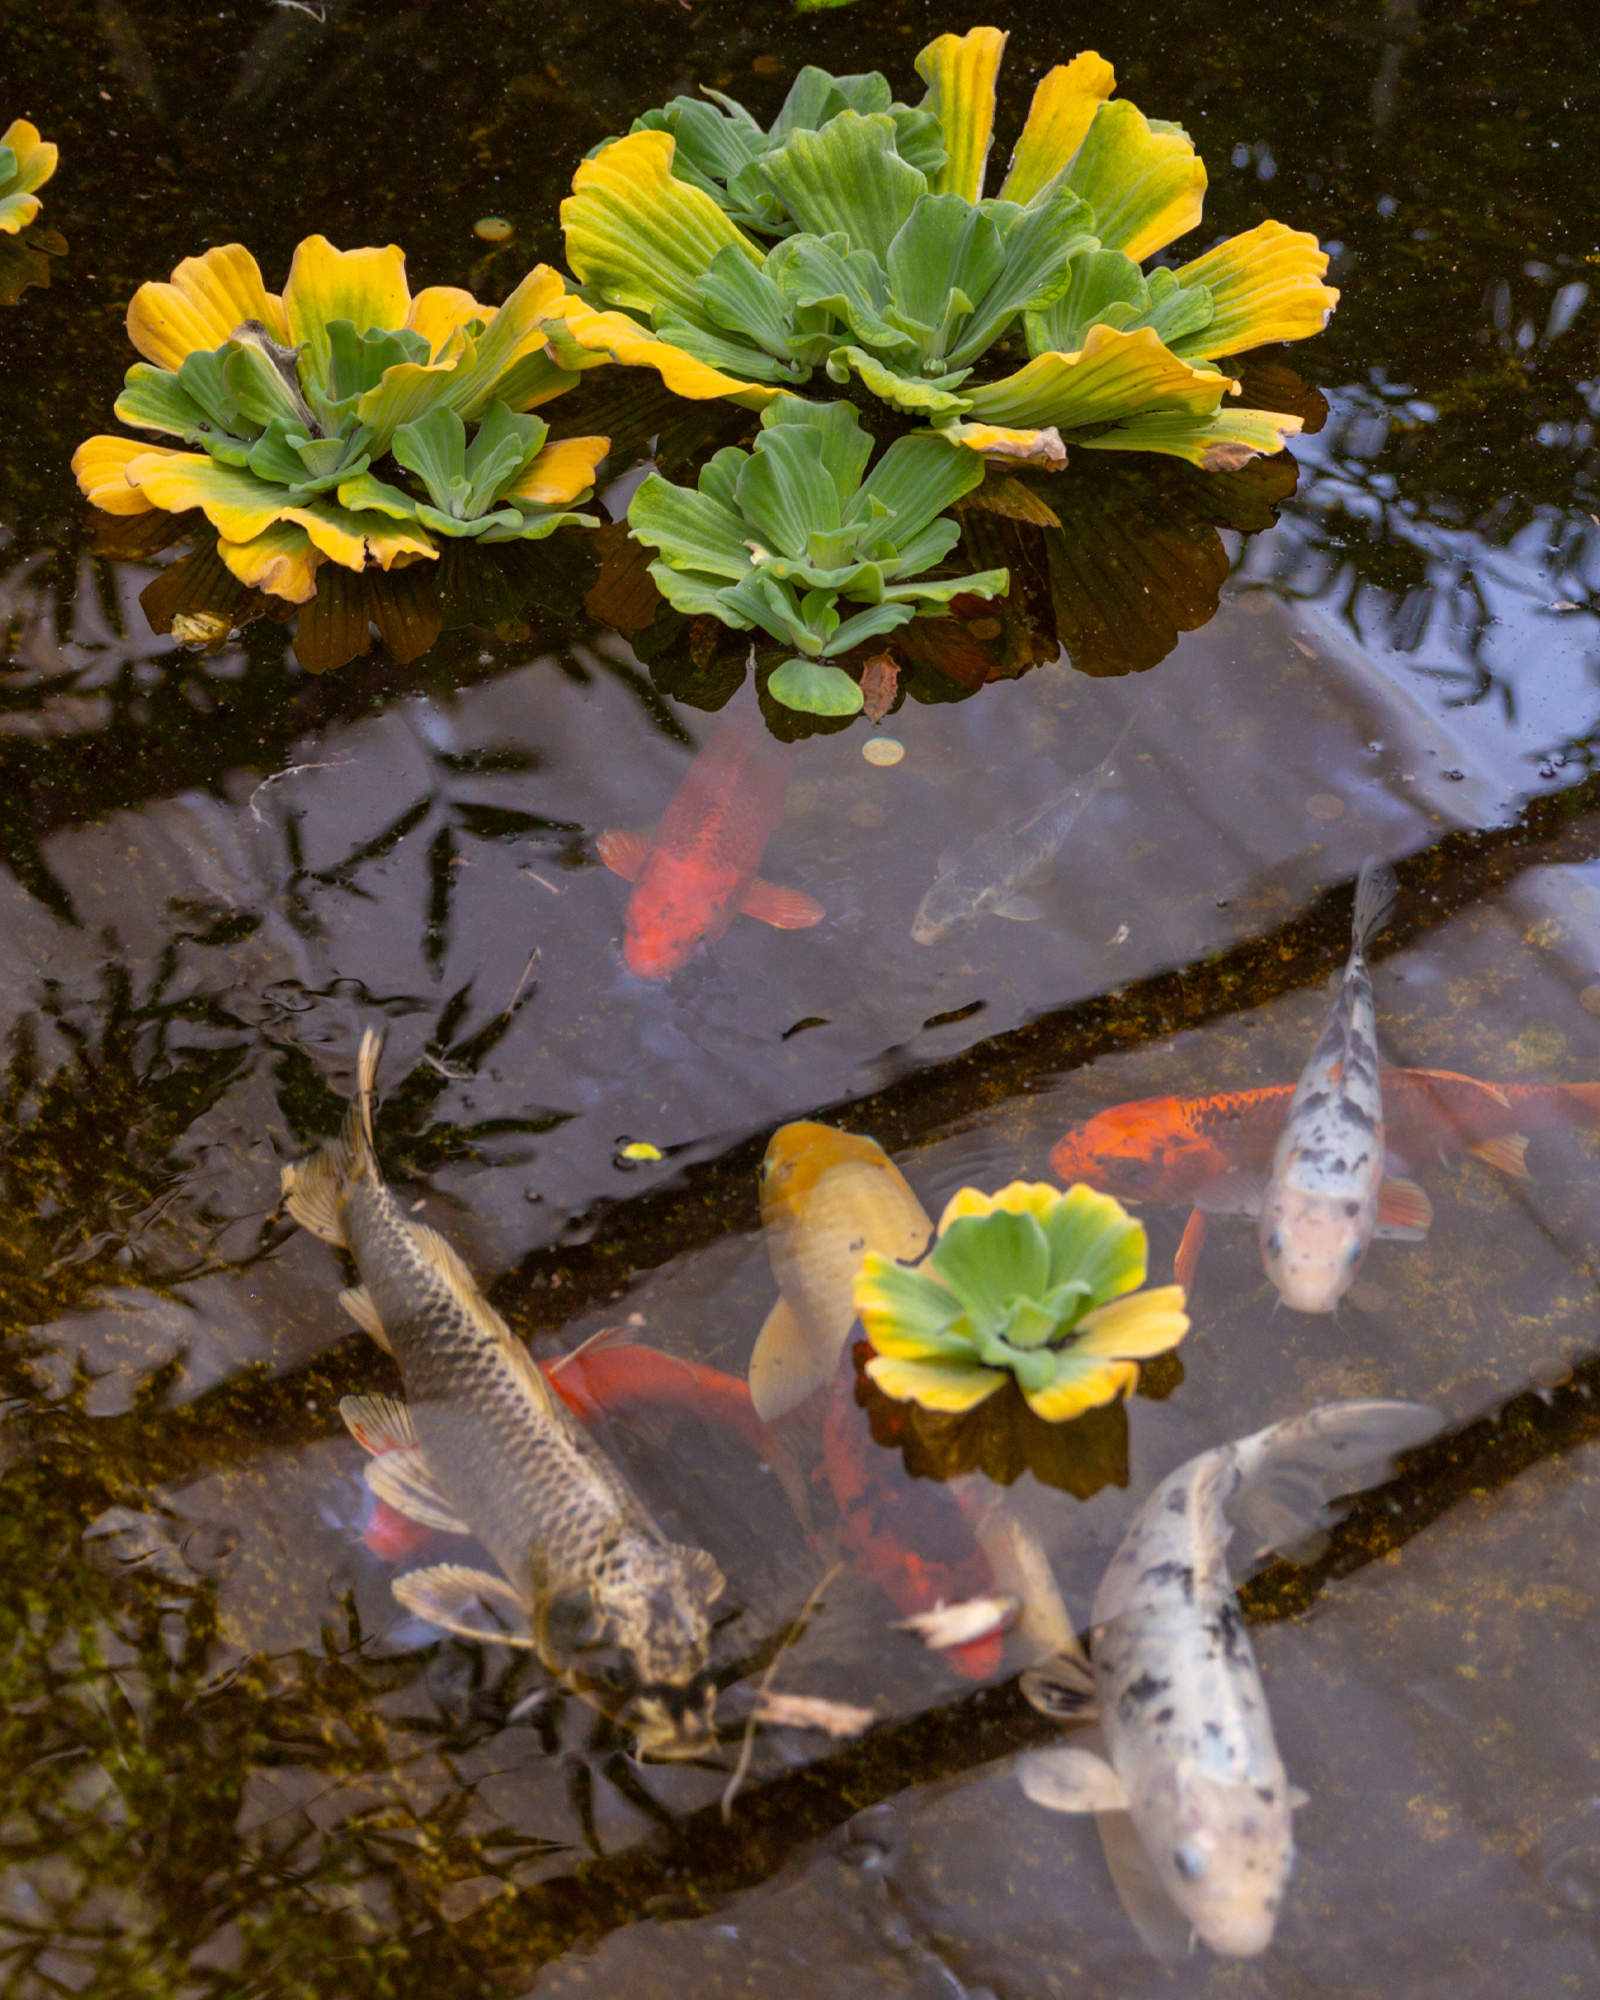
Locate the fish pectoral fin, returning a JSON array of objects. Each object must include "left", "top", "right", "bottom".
[
  {"left": 740, "top": 876, "right": 825, "bottom": 930},
  {"left": 991, "top": 890, "right": 1045, "bottom": 922},
  {"left": 1016, "top": 1744, "right": 1127, "bottom": 1814},
  {"left": 748, "top": 1295, "right": 831, "bottom": 1422},
  {"left": 1195, "top": 1169, "right": 1265, "bottom": 1217},
  {"left": 280, "top": 1149, "right": 350, "bottom": 1249},
  {"left": 1288, "top": 1784, "right": 1310, "bottom": 1810},
  {"left": 339, "top": 1393, "right": 416, "bottom": 1456},
  {"left": 673, "top": 1543, "right": 726, "bottom": 1610},
  {"left": 364, "top": 1447, "right": 472, "bottom": 1535},
  {"left": 1375, "top": 1174, "right": 1433, "bottom": 1240},
  {"left": 1174, "top": 1208, "right": 1208, "bottom": 1291},
  {"left": 338, "top": 1284, "right": 392, "bottom": 1353},
  {"left": 1020, "top": 1649, "right": 1099, "bottom": 1721},
  {"left": 597, "top": 828, "right": 652, "bottom": 882},
  {"left": 392, "top": 1564, "right": 538, "bottom": 1647},
  {"left": 1096, "top": 1806, "right": 1197, "bottom": 1963},
  {"left": 1467, "top": 1133, "right": 1532, "bottom": 1180}
]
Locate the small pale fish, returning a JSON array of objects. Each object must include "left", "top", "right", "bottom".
[
  {"left": 286, "top": 1033, "right": 726, "bottom": 1760},
  {"left": 1018, "top": 1401, "right": 1441, "bottom": 1958},
  {"left": 1261, "top": 857, "right": 1404, "bottom": 1312},
  {"left": 892, "top": 1592, "right": 1019, "bottom": 1651},
  {"left": 749, "top": 1121, "right": 932, "bottom": 1420},
  {"left": 752, "top": 1691, "right": 876, "bottom": 1738},
  {"left": 911, "top": 721, "right": 1132, "bottom": 946}
]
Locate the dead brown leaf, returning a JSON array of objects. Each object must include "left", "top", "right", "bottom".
[{"left": 860, "top": 653, "right": 899, "bottom": 724}]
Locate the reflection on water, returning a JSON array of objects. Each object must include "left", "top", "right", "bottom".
[{"left": 4, "top": 0, "right": 1600, "bottom": 1993}]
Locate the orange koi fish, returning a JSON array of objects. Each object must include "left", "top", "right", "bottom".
[
  {"left": 1051, "top": 1069, "right": 1600, "bottom": 1288},
  {"left": 599, "top": 707, "right": 823, "bottom": 978}
]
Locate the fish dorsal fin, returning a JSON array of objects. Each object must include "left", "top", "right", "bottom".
[
  {"left": 673, "top": 1543, "right": 726, "bottom": 1610},
  {"left": 365, "top": 1448, "right": 472, "bottom": 1535},
  {"left": 340, "top": 1392, "right": 416, "bottom": 1457},
  {"left": 1174, "top": 1208, "right": 1208, "bottom": 1290},
  {"left": 408, "top": 1224, "right": 513, "bottom": 1339},
  {"left": 339, "top": 1284, "right": 392, "bottom": 1352},
  {"left": 1468, "top": 1133, "right": 1531, "bottom": 1179},
  {"left": 1017, "top": 1743, "right": 1127, "bottom": 1814},
  {"left": 748, "top": 1295, "right": 826, "bottom": 1421},
  {"left": 1227, "top": 1399, "right": 1443, "bottom": 1559},
  {"left": 392, "top": 1563, "right": 538, "bottom": 1647},
  {"left": 497, "top": 1320, "right": 563, "bottom": 1422}
]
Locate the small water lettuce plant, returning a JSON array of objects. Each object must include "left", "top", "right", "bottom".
[
  {"left": 556, "top": 26, "right": 1334, "bottom": 470},
  {"left": 72, "top": 238, "right": 606, "bottom": 603},
  {"left": 0, "top": 118, "right": 65, "bottom": 302},
  {"left": 627, "top": 393, "right": 1008, "bottom": 713},
  {"left": 854, "top": 1181, "right": 1188, "bottom": 1421}
]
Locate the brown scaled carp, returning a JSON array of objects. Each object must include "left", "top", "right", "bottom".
[{"left": 283, "top": 1032, "right": 726, "bottom": 1759}]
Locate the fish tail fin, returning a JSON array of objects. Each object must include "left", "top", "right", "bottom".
[
  {"left": 1351, "top": 857, "right": 1398, "bottom": 959},
  {"left": 280, "top": 1028, "right": 385, "bottom": 1248},
  {"left": 1227, "top": 1399, "right": 1442, "bottom": 1557}
]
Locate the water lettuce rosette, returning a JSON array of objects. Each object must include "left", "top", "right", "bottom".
[
  {"left": 555, "top": 25, "right": 1333, "bottom": 470},
  {"left": 72, "top": 238, "right": 607, "bottom": 604},
  {"left": 854, "top": 1180, "right": 1187, "bottom": 1421},
  {"left": 627, "top": 392, "right": 1008, "bottom": 712}
]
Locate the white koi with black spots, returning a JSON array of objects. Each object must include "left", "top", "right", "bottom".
[
  {"left": 1260, "top": 858, "right": 1397, "bottom": 1312},
  {"left": 1018, "top": 1401, "right": 1441, "bottom": 1957}
]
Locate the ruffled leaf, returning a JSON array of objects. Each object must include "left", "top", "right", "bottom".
[
  {"left": 126, "top": 244, "right": 290, "bottom": 370},
  {"left": 853, "top": 1254, "right": 968, "bottom": 1358},
  {"left": 1168, "top": 220, "right": 1339, "bottom": 361},
  {"left": 1075, "top": 402, "right": 1303, "bottom": 469},
  {"left": 962, "top": 324, "right": 1230, "bottom": 431},
  {"left": 756, "top": 111, "right": 928, "bottom": 263},
  {"left": 997, "top": 52, "right": 1116, "bottom": 206},
  {"left": 932, "top": 1210, "right": 1052, "bottom": 1331},
  {"left": 72, "top": 435, "right": 177, "bottom": 514},
  {"left": 865, "top": 1354, "right": 1010, "bottom": 1413},
  {"left": 283, "top": 237, "right": 410, "bottom": 395},
  {"left": 914, "top": 25, "right": 1008, "bottom": 202},
  {"left": 1063, "top": 98, "right": 1206, "bottom": 262}
]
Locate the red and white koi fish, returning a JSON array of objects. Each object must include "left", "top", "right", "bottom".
[{"left": 599, "top": 707, "right": 822, "bottom": 979}]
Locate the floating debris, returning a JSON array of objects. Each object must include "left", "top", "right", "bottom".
[
  {"left": 892, "top": 1593, "right": 1018, "bottom": 1650},
  {"left": 862, "top": 737, "right": 904, "bottom": 767},
  {"left": 473, "top": 216, "right": 513, "bottom": 241}
]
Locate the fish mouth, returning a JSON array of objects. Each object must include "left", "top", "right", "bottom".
[{"left": 626, "top": 1682, "right": 720, "bottom": 1762}]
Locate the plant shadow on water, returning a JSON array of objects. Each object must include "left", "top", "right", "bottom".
[{"left": 2, "top": 0, "right": 1600, "bottom": 1993}]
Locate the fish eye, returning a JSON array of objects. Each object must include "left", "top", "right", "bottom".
[{"left": 1173, "top": 1844, "right": 1206, "bottom": 1881}]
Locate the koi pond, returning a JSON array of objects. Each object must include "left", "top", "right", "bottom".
[{"left": 3, "top": 0, "right": 1600, "bottom": 1992}]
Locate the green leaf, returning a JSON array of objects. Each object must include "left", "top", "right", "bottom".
[
  {"left": 114, "top": 365, "right": 223, "bottom": 444},
  {"left": 735, "top": 423, "right": 840, "bottom": 560},
  {"left": 885, "top": 193, "right": 1004, "bottom": 356},
  {"left": 1038, "top": 1188, "right": 1147, "bottom": 1309},
  {"left": 335, "top": 470, "right": 419, "bottom": 518},
  {"left": 175, "top": 348, "right": 250, "bottom": 435},
  {"left": 1073, "top": 403, "right": 1302, "bottom": 470},
  {"left": 767, "top": 658, "right": 864, "bottom": 714},
  {"left": 879, "top": 515, "right": 962, "bottom": 579},
  {"left": 757, "top": 393, "right": 873, "bottom": 507},
  {"left": 1063, "top": 99, "right": 1206, "bottom": 263},
  {"left": 393, "top": 405, "right": 469, "bottom": 512},
  {"left": 322, "top": 319, "right": 432, "bottom": 408},
  {"left": 629, "top": 467, "right": 752, "bottom": 579},
  {"left": 949, "top": 183, "right": 1099, "bottom": 366},
  {"left": 1025, "top": 247, "right": 1149, "bottom": 356},
  {"left": 756, "top": 111, "right": 928, "bottom": 262},
  {"left": 652, "top": 312, "right": 811, "bottom": 384},
  {"left": 827, "top": 346, "right": 972, "bottom": 417},
  {"left": 933, "top": 1211, "right": 1052, "bottom": 1333},
  {"left": 223, "top": 323, "right": 317, "bottom": 432},
  {"left": 647, "top": 561, "right": 755, "bottom": 624},
  {"left": 699, "top": 243, "right": 802, "bottom": 358},
  {"left": 851, "top": 430, "right": 985, "bottom": 542},
  {"left": 767, "top": 234, "right": 912, "bottom": 356},
  {"left": 822, "top": 600, "right": 918, "bottom": 655},
  {"left": 880, "top": 564, "right": 1008, "bottom": 607},
  {"left": 463, "top": 399, "right": 547, "bottom": 514}
]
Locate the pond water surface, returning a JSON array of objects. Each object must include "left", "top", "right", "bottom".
[{"left": 3, "top": 1, "right": 1600, "bottom": 1995}]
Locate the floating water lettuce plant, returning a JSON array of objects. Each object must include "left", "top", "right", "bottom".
[
  {"left": 854, "top": 1181, "right": 1188, "bottom": 1421},
  {"left": 555, "top": 26, "right": 1334, "bottom": 469},
  {"left": 0, "top": 118, "right": 65, "bottom": 303},
  {"left": 72, "top": 238, "right": 606, "bottom": 603},
  {"left": 627, "top": 393, "right": 1007, "bottom": 711}
]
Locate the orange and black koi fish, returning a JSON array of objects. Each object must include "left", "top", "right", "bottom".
[{"left": 1051, "top": 1069, "right": 1600, "bottom": 1288}]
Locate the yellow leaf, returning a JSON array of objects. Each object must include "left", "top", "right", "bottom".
[
  {"left": 125, "top": 244, "right": 290, "bottom": 370},
  {"left": 0, "top": 117, "right": 58, "bottom": 204},
  {"left": 283, "top": 236, "right": 411, "bottom": 389},
  {"left": 963, "top": 324, "right": 1230, "bottom": 432},
  {"left": 915, "top": 25, "right": 1008, "bottom": 202},
  {"left": 284, "top": 500, "right": 438, "bottom": 573},
  {"left": 1174, "top": 221, "right": 1339, "bottom": 360},
  {"left": 1065, "top": 99, "right": 1207, "bottom": 262},
  {"left": 555, "top": 301, "right": 780, "bottom": 407},
  {"left": 997, "top": 53, "right": 1116, "bottom": 206},
  {"left": 405, "top": 285, "right": 487, "bottom": 357},
  {"left": 1076, "top": 403, "right": 1303, "bottom": 470},
  {"left": 562, "top": 130, "right": 763, "bottom": 319},
  {"left": 940, "top": 421, "right": 1068, "bottom": 467},
  {"left": 218, "top": 522, "right": 322, "bottom": 603},
  {"left": 865, "top": 1355, "right": 1010, "bottom": 1412},
  {"left": 1073, "top": 1286, "right": 1189, "bottom": 1359},
  {"left": 124, "top": 452, "right": 289, "bottom": 542},
  {"left": 937, "top": 1180, "right": 1062, "bottom": 1234},
  {"left": 1023, "top": 1357, "right": 1139, "bottom": 1422},
  {"left": 505, "top": 434, "right": 609, "bottom": 506},
  {"left": 72, "top": 434, "right": 176, "bottom": 514}
]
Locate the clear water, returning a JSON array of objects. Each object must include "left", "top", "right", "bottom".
[{"left": 2, "top": 0, "right": 1599, "bottom": 1992}]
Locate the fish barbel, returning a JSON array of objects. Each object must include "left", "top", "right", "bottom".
[
  {"left": 1259, "top": 859, "right": 1397, "bottom": 1311},
  {"left": 911, "top": 721, "right": 1131, "bottom": 946},
  {"left": 1019, "top": 1400, "right": 1441, "bottom": 1958},
  {"left": 749, "top": 1121, "right": 933, "bottom": 1420},
  {"left": 599, "top": 706, "right": 823, "bottom": 979},
  {"left": 284, "top": 1033, "right": 726, "bottom": 1759}
]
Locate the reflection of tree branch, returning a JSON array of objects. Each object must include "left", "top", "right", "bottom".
[
  {"left": 461, "top": 1342, "right": 1600, "bottom": 1985},
  {"left": 77, "top": 766, "right": 1600, "bottom": 1492}
]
